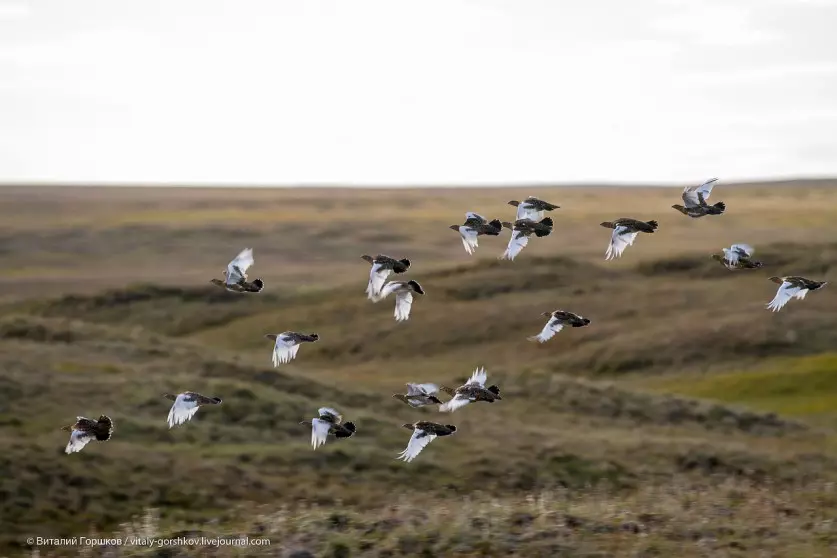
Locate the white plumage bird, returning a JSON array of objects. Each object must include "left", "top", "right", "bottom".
[
  {"left": 373, "top": 280, "right": 425, "bottom": 322},
  {"left": 163, "top": 392, "right": 222, "bottom": 429},
  {"left": 300, "top": 407, "right": 356, "bottom": 449},
  {"left": 766, "top": 276, "right": 828, "bottom": 312},
  {"left": 397, "top": 421, "right": 457, "bottom": 463},
  {"left": 265, "top": 332, "right": 320, "bottom": 366}
]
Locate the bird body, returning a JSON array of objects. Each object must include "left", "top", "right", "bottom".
[
  {"left": 393, "top": 383, "right": 443, "bottom": 407},
  {"left": 450, "top": 212, "right": 503, "bottom": 255},
  {"left": 600, "top": 218, "right": 658, "bottom": 260},
  {"left": 210, "top": 248, "right": 264, "bottom": 293},
  {"left": 300, "top": 407, "right": 356, "bottom": 449},
  {"left": 673, "top": 178, "right": 726, "bottom": 218},
  {"left": 528, "top": 310, "right": 591, "bottom": 343},
  {"left": 712, "top": 244, "right": 763, "bottom": 270},
  {"left": 766, "top": 276, "right": 827, "bottom": 312},
  {"left": 373, "top": 280, "right": 425, "bottom": 321},
  {"left": 163, "top": 392, "right": 222, "bottom": 428},
  {"left": 397, "top": 421, "right": 457, "bottom": 463},
  {"left": 265, "top": 332, "right": 319, "bottom": 365},
  {"left": 439, "top": 367, "right": 501, "bottom": 412},
  {"left": 362, "top": 254, "right": 411, "bottom": 300},
  {"left": 62, "top": 415, "right": 114, "bottom": 454},
  {"left": 499, "top": 217, "right": 553, "bottom": 260},
  {"left": 508, "top": 197, "right": 560, "bottom": 221}
]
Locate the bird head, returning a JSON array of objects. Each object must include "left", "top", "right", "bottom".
[
  {"left": 507, "top": 200, "right": 520, "bottom": 207},
  {"left": 449, "top": 225, "right": 460, "bottom": 231}
]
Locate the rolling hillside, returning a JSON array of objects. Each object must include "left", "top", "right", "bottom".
[{"left": 1, "top": 183, "right": 836, "bottom": 557}]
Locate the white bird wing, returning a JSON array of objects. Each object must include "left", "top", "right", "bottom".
[
  {"left": 366, "top": 263, "right": 392, "bottom": 300},
  {"left": 167, "top": 394, "right": 200, "bottom": 428},
  {"left": 766, "top": 281, "right": 802, "bottom": 312},
  {"left": 465, "top": 211, "right": 486, "bottom": 222},
  {"left": 605, "top": 227, "right": 638, "bottom": 260},
  {"left": 397, "top": 429, "right": 437, "bottom": 463},
  {"left": 466, "top": 367, "right": 487, "bottom": 387},
  {"left": 683, "top": 178, "right": 718, "bottom": 207},
  {"left": 406, "top": 383, "right": 439, "bottom": 396},
  {"left": 310, "top": 418, "right": 332, "bottom": 449},
  {"left": 722, "top": 247, "right": 740, "bottom": 266},
  {"left": 730, "top": 244, "right": 754, "bottom": 258},
  {"left": 500, "top": 231, "right": 529, "bottom": 261},
  {"left": 272, "top": 333, "right": 301, "bottom": 366},
  {"left": 439, "top": 393, "right": 473, "bottom": 413},
  {"left": 516, "top": 201, "right": 543, "bottom": 221},
  {"left": 226, "top": 248, "right": 254, "bottom": 284},
  {"left": 65, "top": 429, "right": 95, "bottom": 454},
  {"left": 393, "top": 290, "right": 414, "bottom": 322},
  {"left": 318, "top": 407, "right": 342, "bottom": 422},
  {"left": 527, "top": 318, "right": 564, "bottom": 343},
  {"left": 457, "top": 226, "right": 480, "bottom": 255}
]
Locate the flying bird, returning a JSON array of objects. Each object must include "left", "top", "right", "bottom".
[
  {"left": 439, "top": 367, "right": 501, "bottom": 413},
  {"left": 397, "top": 421, "right": 457, "bottom": 463},
  {"left": 265, "top": 332, "right": 320, "bottom": 366},
  {"left": 672, "top": 178, "right": 726, "bottom": 218},
  {"left": 599, "top": 218, "right": 658, "bottom": 260},
  {"left": 163, "top": 392, "right": 222, "bottom": 429},
  {"left": 210, "top": 248, "right": 264, "bottom": 293},
  {"left": 392, "top": 383, "right": 444, "bottom": 408},
  {"left": 766, "top": 276, "right": 827, "bottom": 312},
  {"left": 528, "top": 310, "right": 591, "bottom": 343},
  {"left": 300, "top": 407, "right": 356, "bottom": 449},
  {"left": 373, "top": 280, "right": 425, "bottom": 322},
  {"left": 507, "top": 197, "right": 560, "bottom": 221},
  {"left": 361, "top": 254, "right": 411, "bottom": 300},
  {"left": 62, "top": 415, "right": 114, "bottom": 454},
  {"left": 711, "top": 244, "right": 763, "bottom": 270},
  {"left": 449, "top": 212, "right": 503, "bottom": 255},
  {"left": 499, "top": 217, "right": 553, "bottom": 261}
]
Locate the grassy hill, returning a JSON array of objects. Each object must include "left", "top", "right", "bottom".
[{"left": 1, "top": 183, "right": 836, "bottom": 557}]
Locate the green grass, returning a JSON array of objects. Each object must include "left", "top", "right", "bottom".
[{"left": 645, "top": 353, "right": 837, "bottom": 422}]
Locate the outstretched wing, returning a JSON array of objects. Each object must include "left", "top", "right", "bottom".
[
  {"left": 730, "top": 244, "right": 754, "bottom": 258},
  {"left": 465, "top": 212, "right": 487, "bottom": 224},
  {"left": 406, "top": 383, "right": 439, "bottom": 396},
  {"left": 439, "top": 393, "right": 473, "bottom": 413},
  {"left": 457, "top": 226, "right": 480, "bottom": 255},
  {"left": 516, "top": 201, "right": 543, "bottom": 221},
  {"left": 167, "top": 394, "right": 200, "bottom": 428},
  {"left": 317, "top": 407, "right": 342, "bottom": 423},
  {"left": 366, "top": 263, "right": 392, "bottom": 300},
  {"left": 466, "top": 367, "right": 487, "bottom": 387},
  {"left": 272, "top": 334, "right": 301, "bottom": 366},
  {"left": 766, "top": 281, "right": 802, "bottom": 312},
  {"left": 682, "top": 178, "right": 718, "bottom": 207},
  {"left": 226, "top": 248, "right": 254, "bottom": 284},
  {"left": 527, "top": 318, "right": 564, "bottom": 343},
  {"left": 310, "top": 418, "right": 332, "bottom": 449},
  {"left": 500, "top": 231, "right": 529, "bottom": 261},
  {"left": 393, "top": 290, "right": 414, "bottom": 322},
  {"left": 397, "top": 429, "right": 436, "bottom": 463},
  {"left": 605, "top": 227, "right": 638, "bottom": 260},
  {"left": 65, "top": 429, "right": 95, "bottom": 454}
]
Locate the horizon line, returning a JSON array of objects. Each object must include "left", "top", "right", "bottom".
[{"left": 0, "top": 175, "right": 835, "bottom": 190}]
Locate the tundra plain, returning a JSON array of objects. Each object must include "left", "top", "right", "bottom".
[{"left": 1, "top": 182, "right": 837, "bottom": 557}]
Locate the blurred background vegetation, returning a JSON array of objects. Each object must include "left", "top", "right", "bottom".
[{"left": 1, "top": 182, "right": 836, "bottom": 557}]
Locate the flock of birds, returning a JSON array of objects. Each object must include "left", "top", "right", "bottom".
[{"left": 61, "top": 178, "right": 828, "bottom": 463}]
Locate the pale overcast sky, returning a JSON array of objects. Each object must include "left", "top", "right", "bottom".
[{"left": 1, "top": 0, "right": 835, "bottom": 185}]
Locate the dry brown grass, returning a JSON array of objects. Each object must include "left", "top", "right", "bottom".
[{"left": 2, "top": 183, "right": 837, "bottom": 557}]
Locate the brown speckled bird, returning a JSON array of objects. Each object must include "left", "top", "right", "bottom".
[{"left": 62, "top": 415, "right": 114, "bottom": 454}]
